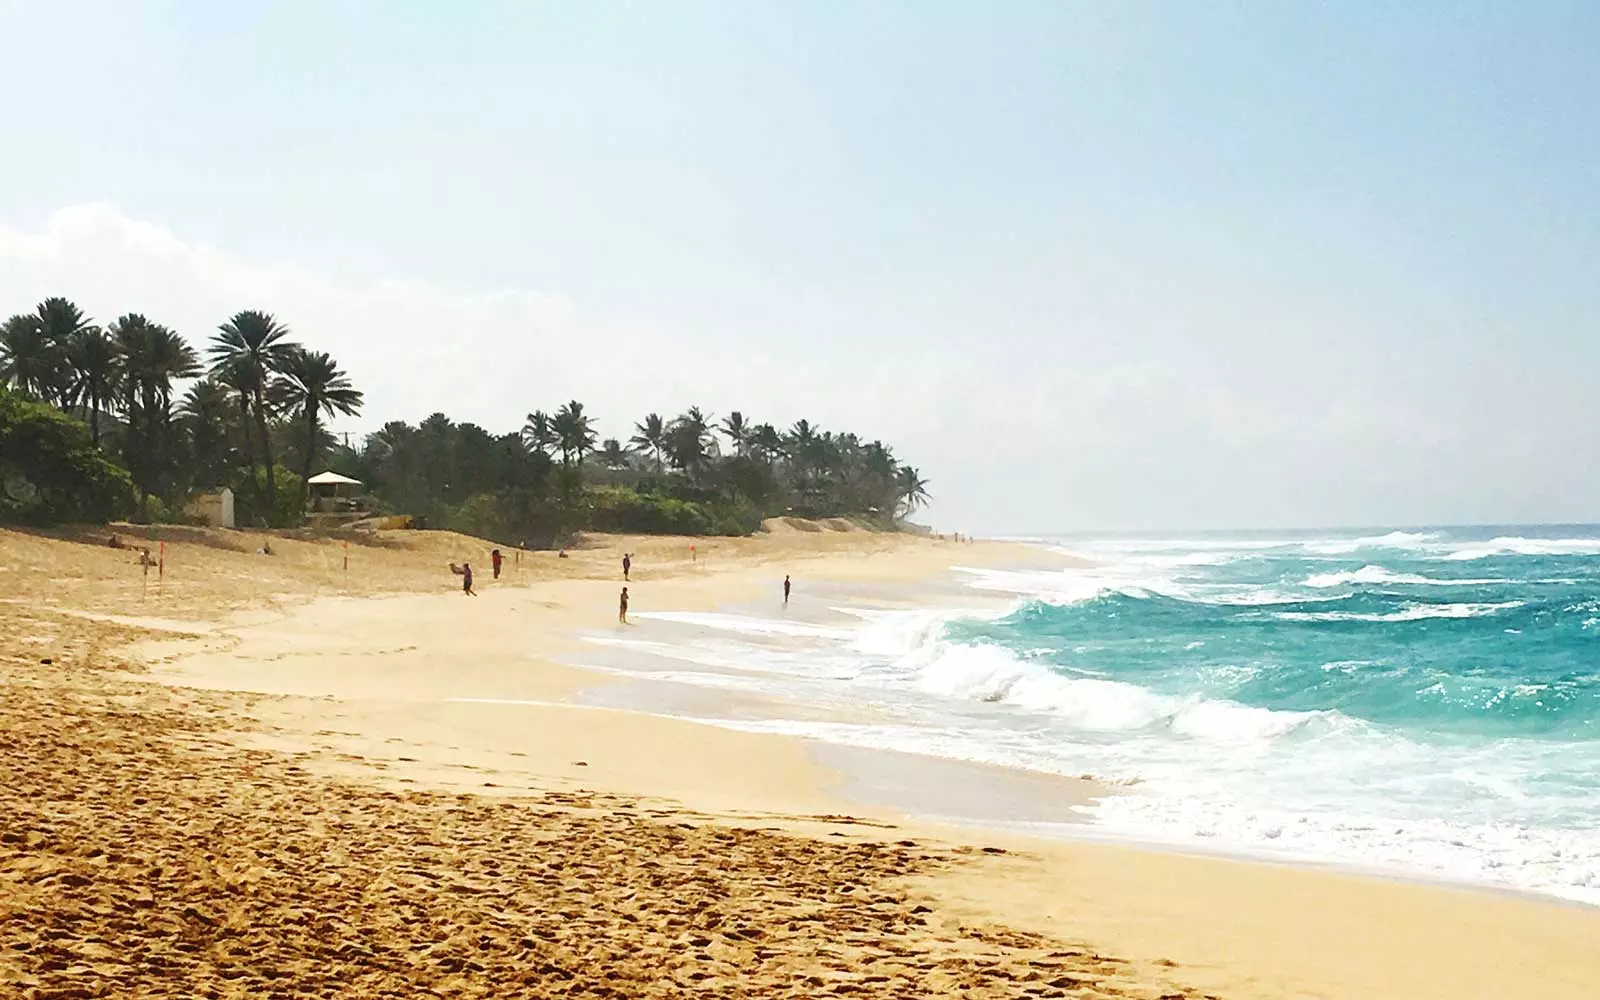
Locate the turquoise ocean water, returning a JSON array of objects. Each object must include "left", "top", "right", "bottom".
[
  {"left": 592, "top": 526, "right": 1600, "bottom": 904},
  {"left": 950, "top": 526, "right": 1600, "bottom": 902}
]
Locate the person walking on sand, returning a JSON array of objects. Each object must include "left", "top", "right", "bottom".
[
  {"left": 784, "top": 574, "right": 792, "bottom": 607},
  {"left": 622, "top": 552, "right": 632, "bottom": 581},
  {"left": 619, "top": 586, "right": 630, "bottom": 624},
  {"left": 491, "top": 548, "right": 503, "bottom": 580},
  {"left": 462, "top": 562, "right": 476, "bottom": 596}
]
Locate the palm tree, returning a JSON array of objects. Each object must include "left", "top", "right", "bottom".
[
  {"left": 0, "top": 313, "right": 62, "bottom": 403},
  {"left": 521, "top": 410, "right": 557, "bottom": 457},
  {"left": 860, "top": 440, "right": 899, "bottom": 515},
  {"left": 749, "top": 423, "right": 784, "bottom": 466},
  {"left": 279, "top": 346, "right": 364, "bottom": 503},
  {"left": 63, "top": 327, "right": 120, "bottom": 444},
  {"left": 33, "top": 298, "right": 92, "bottom": 405},
  {"left": 210, "top": 311, "right": 299, "bottom": 515},
  {"left": 896, "top": 466, "right": 931, "bottom": 518},
  {"left": 787, "top": 419, "right": 818, "bottom": 457},
  {"left": 551, "top": 400, "right": 596, "bottom": 467},
  {"left": 666, "top": 407, "right": 715, "bottom": 482},
  {"left": 785, "top": 419, "right": 822, "bottom": 493},
  {"left": 179, "top": 378, "right": 234, "bottom": 487},
  {"left": 115, "top": 319, "right": 199, "bottom": 507},
  {"left": 863, "top": 440, "right": 896, "bottom": 478},
  {"left": 144, "top": 323, "right": 199, "bottom": 424},
  {"left": 720, "top": 411, "right": 751, "bottom": 457},
  {"left": 597, "top": 438, "right": 629, "bottom": 471},
  {"left": 108, "top": 314, "right": 155, "bottom": 452},
  {"left": 630, "top": 413, "right": 667, "bottom": 474},
  {"left": 212, "top": 355, "right": 262, "bottom": 478}
]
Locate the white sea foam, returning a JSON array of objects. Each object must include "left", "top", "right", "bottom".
[
  {"left": 629, "top": 611, "right": 856, "bottom": 639},
  {"left": 1271, "top": 600, "right": 1523, "bottom": 623},
  {"left": 1302, "top": 564, "right": 1512, "bottom": 588},
  {"left": 956, "top": 565, "right": 1319, "bottom": 609},
  {"left": 1442, "top": 536, "right": 1600, "bottom": 560},
  {"left": 901, "top": 635, "right": 1331, "bottom": 741},
  {"left": 1087, "top": 790, "right": 1600, "bottom": 906},
  {"left": 574, "top": 530, "right": 1600, "bottom": 906},
  {"left": 1301, "top": 530, "right": 1442, "bottom": 556}
]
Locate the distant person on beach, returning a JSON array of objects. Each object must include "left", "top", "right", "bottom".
[
  {"left": 491, "top": 548, "right": 503, "bottom": 580},
  {"left": 462, "top": 562, "right": 476, "bottom": 596},
  {"left": 108, "top": 534, "right": 125, "bottom": 549},
  {"left": 784, "top": 574, "right": 791, "bottom": 606},
  {"left": 619, "top": 586, "right": 629, "bottom": 624},
  {"left": 558, "top": 548, "right": 568, "bottom": 559},
  {"left": 622, "top": 552, "right": 631, "bottom": 581}
]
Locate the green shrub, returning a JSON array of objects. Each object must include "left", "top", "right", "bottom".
[
  {"left": 447, "top": 492, "right": 513, "bottom": 541},
  {"left": 585, "top": 486, "right": 712, "bottom": 535},
  {"left": 704, "top": 500, "right": 763, "bottom": 536},
  {"left": 230, "top": 465, "right": 305, "bottom": 528},
  {"left": 0, "top": 389, "right": 133, "bottom": 524}
]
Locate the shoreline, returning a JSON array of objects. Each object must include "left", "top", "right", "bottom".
[
  {"left": 7, "top": 524, "right": 1600, "bottom": 998},
  {"left": 130, "top": 531, "right": 1600, "bottom": 908}
]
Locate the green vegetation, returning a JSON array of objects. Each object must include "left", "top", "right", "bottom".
[
  {"left": 0, "top": 389, "right": 132, "bottom": 524},
  {"left": 2, "top": 296, "right": 932, "bottom": 538}
]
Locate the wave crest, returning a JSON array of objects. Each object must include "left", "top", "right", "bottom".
[
  {"left": 1303, "top": 564, "right": 1513, "bottom": 588},
  {"left": 909, "top": 638, "right": 1333, "bottom": 741}
]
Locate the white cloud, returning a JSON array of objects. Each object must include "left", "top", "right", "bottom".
[
  {"left": 1, "top": 202, "right": 578, "bottom": 432},
  {"left": 7, "top": 202, "right": 1563, "bottom": 531}
]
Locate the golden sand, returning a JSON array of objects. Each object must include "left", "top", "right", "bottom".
[{"left": 3, "top": 523, "right": 1599, "bottom": 999}]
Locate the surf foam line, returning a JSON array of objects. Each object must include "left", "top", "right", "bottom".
[
  {"left": 628, "top": 611, "right": 857, "bottom": 640},
  {"left": 1302, "top": 565, "right": 1518, "bottom": 588}
]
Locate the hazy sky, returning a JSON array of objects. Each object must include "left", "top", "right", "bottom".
[{"left": 2, "top": 2, "right": 1597, "bottom": 533}]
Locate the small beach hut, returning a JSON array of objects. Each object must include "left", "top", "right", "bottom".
[
  {"left": 186, "top": 487, "right": 235, "bottom": 528},
  {"left": 306, "top": 471, "right": 362, "bottom": 513}
]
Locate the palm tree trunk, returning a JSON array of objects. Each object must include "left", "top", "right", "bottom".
[
  {"left": 300, "top": 405, "right": 318, "bottom": 511},
  {"left": 159, "top": 387, "right": 176, "bottom": 503},
  {"left": 237, "top": 398, "right": 256, "bottom": 483},
  {"left": 253, "top": 382, "right": 276, "bottom": 519},
  {"left": 142, "top": 386, "right": 159, "bottom": 519}
]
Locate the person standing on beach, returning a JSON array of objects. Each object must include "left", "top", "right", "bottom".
[
  {"left": 490, "top": 548, "right": 503, "bottom": 580},
  {"left": 462, "top": 562, "right": 476, "bottom": 596},
  {"left": 619, "top": 586, "right": 629, "bottom": 624},
  {"left": 623, "top": 552, "right": 631, "bottom": 581},
  {"left": 784, "top": 574, "right": 791, "bottom": 606}
]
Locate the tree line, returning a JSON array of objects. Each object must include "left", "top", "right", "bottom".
[{"left": 1, "top": 297, "right": 931, "bottom": 541}]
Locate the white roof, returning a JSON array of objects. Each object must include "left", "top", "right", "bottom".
[{"left": 307, "top": 471, "right": 362, "bottom": 486}]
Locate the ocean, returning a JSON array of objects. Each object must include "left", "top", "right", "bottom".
[{"left": 580, "top": 526, "right": 1600, "bottom": 906}]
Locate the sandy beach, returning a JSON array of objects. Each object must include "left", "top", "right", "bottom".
[{"left": 4, "top": 522, "right": 1599, "bottom": 999}]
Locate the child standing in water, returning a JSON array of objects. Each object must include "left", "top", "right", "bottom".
[
  {"left": 784, "top": 574, "right": 791, "bottom": 606},
  {"left": 619, "top": 586, "right": 629, "bottom": 624}
]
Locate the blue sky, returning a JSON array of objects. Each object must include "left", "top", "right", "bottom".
[{"left": 2, "top": 2, "right": 1597, "bottom": 531}]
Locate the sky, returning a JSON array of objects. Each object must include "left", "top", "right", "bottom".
[{"left": 1, "top": 1, "right": 1597, "bottom": 533}]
